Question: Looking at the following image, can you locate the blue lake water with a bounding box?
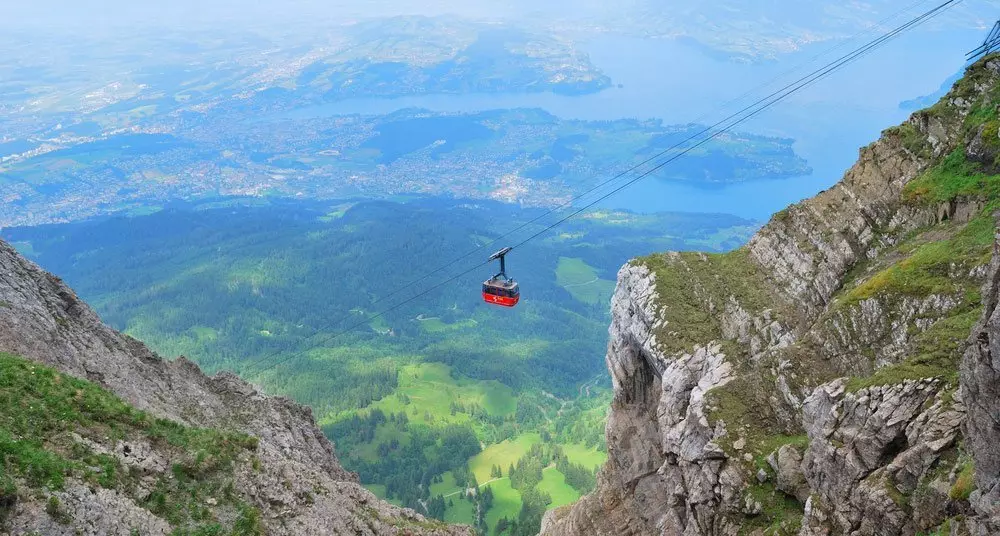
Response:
[273,28,980,220]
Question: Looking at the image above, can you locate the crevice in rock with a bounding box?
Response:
[879,432,909,468]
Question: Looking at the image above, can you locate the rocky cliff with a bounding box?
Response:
[542,55,1000,536]
[0,238,471,535]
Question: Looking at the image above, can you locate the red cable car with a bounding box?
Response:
[482,247,520,307]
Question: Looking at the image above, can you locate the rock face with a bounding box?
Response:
[0,239,471,535]
[543,56,1000,535]
[962,228,1000,535]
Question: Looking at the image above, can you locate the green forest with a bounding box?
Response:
[2,196,755,534]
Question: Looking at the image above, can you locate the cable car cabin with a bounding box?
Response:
[483,246,520,307]
[482,278,520,307]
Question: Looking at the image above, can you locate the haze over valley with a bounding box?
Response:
[2,1,1000,535]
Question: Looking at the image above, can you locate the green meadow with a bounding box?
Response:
[559,443,608,471]
[417,316,479,333]
[368,363,517,427]
[470,433,543,483]
[555,257,617,305]
[3,198,756,535]
[538,467,580,508]
[430,471,464,497]
[428,431,608,534]
[443,495,476,525]
[483,478,522,532]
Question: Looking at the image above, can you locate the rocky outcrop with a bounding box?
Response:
[745,136,931,321]
[962,226,1000,535]
[541,264,740,535]
[0,239,470,535]
[799,379,965,535]
[544,56,1000,536]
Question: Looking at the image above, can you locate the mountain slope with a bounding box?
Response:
[541,55,1000,535]
[0,239,471,535]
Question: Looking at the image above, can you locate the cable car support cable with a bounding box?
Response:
[352,0,939,312]
[509,0,962,251]
[247,0,963,376]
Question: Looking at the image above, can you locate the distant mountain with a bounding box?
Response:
[900,67,966,111]
[506,0,998,59]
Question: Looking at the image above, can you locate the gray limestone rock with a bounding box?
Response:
[0,240,471,535]
[961,225,1000,534]
[542,56,1000,536]
[773,445,808,503]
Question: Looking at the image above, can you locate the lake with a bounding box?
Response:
[271,28,981,220]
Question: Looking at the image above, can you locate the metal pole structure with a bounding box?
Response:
[968,20,1000,61]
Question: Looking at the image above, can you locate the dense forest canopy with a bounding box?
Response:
[2,196,755,533]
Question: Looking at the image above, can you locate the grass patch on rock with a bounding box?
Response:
[738,482,804,536]
[0,352,259,532]
[640,248,781,356]
[847,307,979,392]
[902,150,1000,205]
[949,461,975,501]
[885,122,932,159]
[844,214,993,306]
[705,375,806,464]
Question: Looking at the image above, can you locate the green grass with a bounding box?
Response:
[687,225,760,251]
[740,482,804,536]
[317,203,357,222]
[224,256,306,292]
[837,213,993,392]
[481,383,517,416]
[554,257,616,305]
[949,461,975,501]
[367,363,517,428]
[189,326,219,343]
[640,248,780,356]
[369,315,391,334]
[844,215,994,306]
[441,494,475,525]
[429,471,463,497]
[847,308,980,391]
[231,505,264,536]
[0,352,259,532]
[416,317,478,334]
[883,122,932,159]
[750,435,809,472]
[558,442,607,471]
[366,483,388,498]
[918,517,962,536]
[124,205,164,217]
[483,479,522,535]
[831,144,997,389]
[705,373,808,462]
[469,432,541,483]
[904,149,1000,205]
[365,483,404,507]
[435,438,603,531]
[351,425,412,462]
[537,467,580,508]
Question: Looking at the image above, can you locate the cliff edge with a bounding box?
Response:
[0,238,471,535]
[542,55,1000,536]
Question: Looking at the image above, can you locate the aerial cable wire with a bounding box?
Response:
[509,0,962,249]
[360,0,940,308]
[247,0,961,376]
[246,0,963,376]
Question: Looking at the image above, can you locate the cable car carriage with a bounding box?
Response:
[482,247,520,307]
